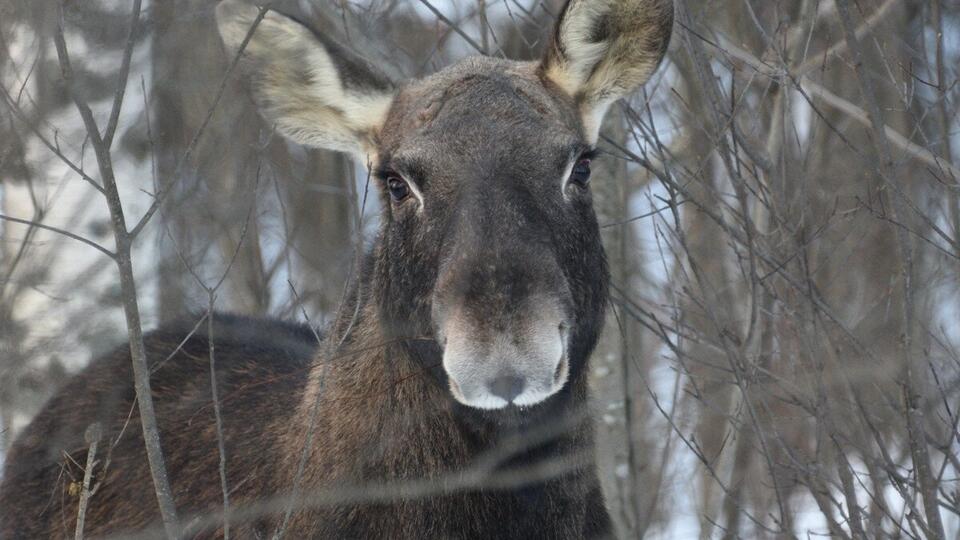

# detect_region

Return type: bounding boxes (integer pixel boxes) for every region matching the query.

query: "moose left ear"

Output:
[541,0,673,144]
[216,0,396,161]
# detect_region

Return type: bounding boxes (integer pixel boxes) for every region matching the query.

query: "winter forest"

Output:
[2,0,960,538]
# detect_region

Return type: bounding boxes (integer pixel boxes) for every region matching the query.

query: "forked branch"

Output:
[51,1,180,537]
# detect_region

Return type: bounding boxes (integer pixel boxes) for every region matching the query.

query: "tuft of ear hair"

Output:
[216,0,396,161]
[541,0,673,144]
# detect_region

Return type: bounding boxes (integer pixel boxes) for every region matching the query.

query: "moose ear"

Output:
[541,0,673,144]
[216,0,396,161]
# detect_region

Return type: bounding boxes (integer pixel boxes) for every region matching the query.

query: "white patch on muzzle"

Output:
[441,302,570,410]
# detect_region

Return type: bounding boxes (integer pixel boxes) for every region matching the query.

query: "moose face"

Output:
[217,0,673,410]
[376,59,608,409]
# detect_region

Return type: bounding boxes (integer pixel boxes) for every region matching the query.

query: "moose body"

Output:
[0,0,672,538]
[0,315,607,538]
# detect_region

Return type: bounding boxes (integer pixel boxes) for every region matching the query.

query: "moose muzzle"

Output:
[436,294,572,410]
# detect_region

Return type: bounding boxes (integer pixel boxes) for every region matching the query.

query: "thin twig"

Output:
[207,295,230,540]
[0,83,105,194]
[74,423,102,540]
[102,0,142,149]
[0,213,115,259]
[715,33,960,186]
[129,4,271,239]
[416,0,486,55]
[793,0,898,77]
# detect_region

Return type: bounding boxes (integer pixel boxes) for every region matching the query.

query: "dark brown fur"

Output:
[0,307,606,539]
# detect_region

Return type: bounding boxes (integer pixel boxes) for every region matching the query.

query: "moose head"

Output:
[217,0,672,411]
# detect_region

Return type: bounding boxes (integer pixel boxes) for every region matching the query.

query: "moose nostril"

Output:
[488,375,525,403]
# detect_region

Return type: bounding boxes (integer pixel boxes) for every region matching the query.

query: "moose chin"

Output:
[0,0,673,537]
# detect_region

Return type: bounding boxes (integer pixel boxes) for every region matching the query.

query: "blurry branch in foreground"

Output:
[50,0,180,536]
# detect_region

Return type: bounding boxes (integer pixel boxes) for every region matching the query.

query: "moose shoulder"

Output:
[0,0,673,537]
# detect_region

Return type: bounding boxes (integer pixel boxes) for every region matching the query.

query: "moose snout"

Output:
[438,301,571,410]
[431,242,575,410]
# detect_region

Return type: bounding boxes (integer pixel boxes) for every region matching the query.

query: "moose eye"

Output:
[569,159,592,188]
[387,176,410,202]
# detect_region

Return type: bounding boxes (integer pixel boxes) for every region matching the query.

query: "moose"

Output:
[0,0,673,537]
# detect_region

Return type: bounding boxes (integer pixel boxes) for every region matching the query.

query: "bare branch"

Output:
[102,0,142,149]
[0,213,115,259]
[53,2,180,536]
[416,0,487,55]
[74,423,102,540]
[129,4,270,239]
[712,34,960,185]
[0,83,105,194]
[794,0,899,77]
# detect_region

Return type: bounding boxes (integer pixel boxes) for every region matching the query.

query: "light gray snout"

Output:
[438,298,570,410]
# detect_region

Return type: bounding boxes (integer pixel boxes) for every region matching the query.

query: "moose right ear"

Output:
[216,0,396,161]
[541,0,673,145]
